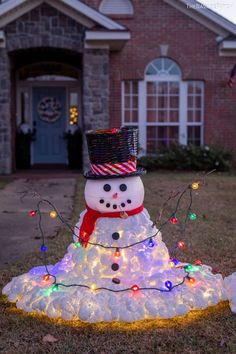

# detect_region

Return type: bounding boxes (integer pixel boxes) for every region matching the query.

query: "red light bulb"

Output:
[170,216,178,224]
[194,259,202,266]
[114,248,120,258]
[43,274,50,281]
[29,210,37,217]
[187,277,196,285]
[131,284,140,293]
[177,241,185,249]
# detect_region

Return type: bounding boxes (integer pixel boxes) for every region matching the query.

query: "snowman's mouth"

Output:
[99,199,131,210]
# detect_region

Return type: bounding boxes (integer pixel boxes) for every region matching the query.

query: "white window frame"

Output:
[122,64,204,154]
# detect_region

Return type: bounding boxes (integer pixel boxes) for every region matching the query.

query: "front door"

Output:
[33,86,67,164]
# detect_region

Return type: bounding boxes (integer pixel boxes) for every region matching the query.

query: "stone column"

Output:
[0,49,11,174]
[82,48,109,170]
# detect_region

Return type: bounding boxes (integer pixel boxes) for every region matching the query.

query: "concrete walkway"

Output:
[0,178,76,268]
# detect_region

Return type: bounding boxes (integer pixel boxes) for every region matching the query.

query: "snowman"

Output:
[2,128,236,322]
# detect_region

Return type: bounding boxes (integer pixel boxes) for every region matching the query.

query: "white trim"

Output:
[61,0,125,30]
[164,0,235,36]
[219,40,236,56]
[85,30,130,50]
[144,75,180,82]
[99,0,134,16]
[179,82,187,145]
[85,31,130,41]
[0,30,5,48]
[0,0,125,30]
[138,81,146,154]
[220,40,236,50]
[0,0,43,27]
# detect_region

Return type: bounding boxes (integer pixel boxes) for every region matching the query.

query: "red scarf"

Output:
[79,204,144,248]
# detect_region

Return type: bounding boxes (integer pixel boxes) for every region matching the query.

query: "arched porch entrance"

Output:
[11,48,83,169]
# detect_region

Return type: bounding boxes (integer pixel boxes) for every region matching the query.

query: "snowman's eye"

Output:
[119,184,127,192]
[103,184,111,192]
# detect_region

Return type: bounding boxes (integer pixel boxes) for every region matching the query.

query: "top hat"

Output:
[84,127,146,179]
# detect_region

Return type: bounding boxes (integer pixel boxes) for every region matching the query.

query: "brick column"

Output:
[83,48,109,169]
[0,49,11,174]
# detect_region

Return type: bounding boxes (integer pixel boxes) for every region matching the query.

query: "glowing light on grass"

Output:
[49,210,57,218]
[29,210,37,217]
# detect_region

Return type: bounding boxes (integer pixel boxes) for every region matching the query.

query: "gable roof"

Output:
[0,0,126,30]
[164,0,236,36]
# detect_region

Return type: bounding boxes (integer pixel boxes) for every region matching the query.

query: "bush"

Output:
[138,144,233,171]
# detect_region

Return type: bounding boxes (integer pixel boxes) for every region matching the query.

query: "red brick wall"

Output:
[84,0,236,155]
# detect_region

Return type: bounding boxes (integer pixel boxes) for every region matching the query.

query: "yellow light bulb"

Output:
[191,182,199,190]
[91,284,96,291]
[50,210,57,218]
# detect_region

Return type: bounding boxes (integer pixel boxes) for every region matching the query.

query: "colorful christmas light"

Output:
[170,215,178,224]
[114,248,120,258]
[25,174,213,296]
[177,241,185,249]
[191,182,199,190]
[148,238,155,248]
[41,245,47,252]
[165,280,173,290]
[131,285,140,293]
[188,212,197,221]
[187,277,196,285]
[49,210,57,218]
[43,274,50,282]
[29,210,37,217]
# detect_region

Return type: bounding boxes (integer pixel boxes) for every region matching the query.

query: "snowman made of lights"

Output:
[3,128,236,322]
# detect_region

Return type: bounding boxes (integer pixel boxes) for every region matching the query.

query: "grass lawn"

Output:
[0,179,10,190]
[0,171,236,354]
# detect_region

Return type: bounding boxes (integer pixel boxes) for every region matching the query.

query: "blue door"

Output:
[33,87,67,164]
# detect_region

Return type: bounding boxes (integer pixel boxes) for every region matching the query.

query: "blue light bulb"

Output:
[165,280,172,290]
[172,259,179,266]
[41,245,47,252]
[148,238,155,248]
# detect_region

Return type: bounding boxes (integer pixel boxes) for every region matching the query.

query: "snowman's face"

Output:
[84,176,144,212]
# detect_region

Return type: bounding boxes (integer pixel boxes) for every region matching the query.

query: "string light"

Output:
[29,210,37,217]
[114,248,120,258]
[43,274,50,282]
[41,245,47,252]
[49,210,57,219]
[131,285,140,293]
[191,182,199,190]
[188,212,197,221]
[52,284,59,292]
[194,260,202,266]
[148,238,155,248]
[27,173,214,296]
[170,215,178,224]
[187,277,196,285]
[184,264,194,272]
[74,242,81,248]
[165,281,173,290]
[177,241,185,249]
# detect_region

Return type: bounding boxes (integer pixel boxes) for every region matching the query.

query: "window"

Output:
[187,81,204,146]
[122,81,138,124]
[99,0,134,15]
[122,58,204,153]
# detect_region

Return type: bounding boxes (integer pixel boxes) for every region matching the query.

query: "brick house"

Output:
[0,0,236,173]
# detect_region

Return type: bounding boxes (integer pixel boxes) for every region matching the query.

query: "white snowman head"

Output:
[85,176,144,212]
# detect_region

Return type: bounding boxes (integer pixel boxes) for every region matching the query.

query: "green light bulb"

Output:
[75,242,81,248]
[52,284,59,292]
[184,264,193,272]
[188,212,197,221]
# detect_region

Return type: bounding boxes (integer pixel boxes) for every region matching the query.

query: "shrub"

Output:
[138,144,233,171]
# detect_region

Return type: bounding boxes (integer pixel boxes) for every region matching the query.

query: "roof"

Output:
[164,0,236,36]
[0,0,126,30]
